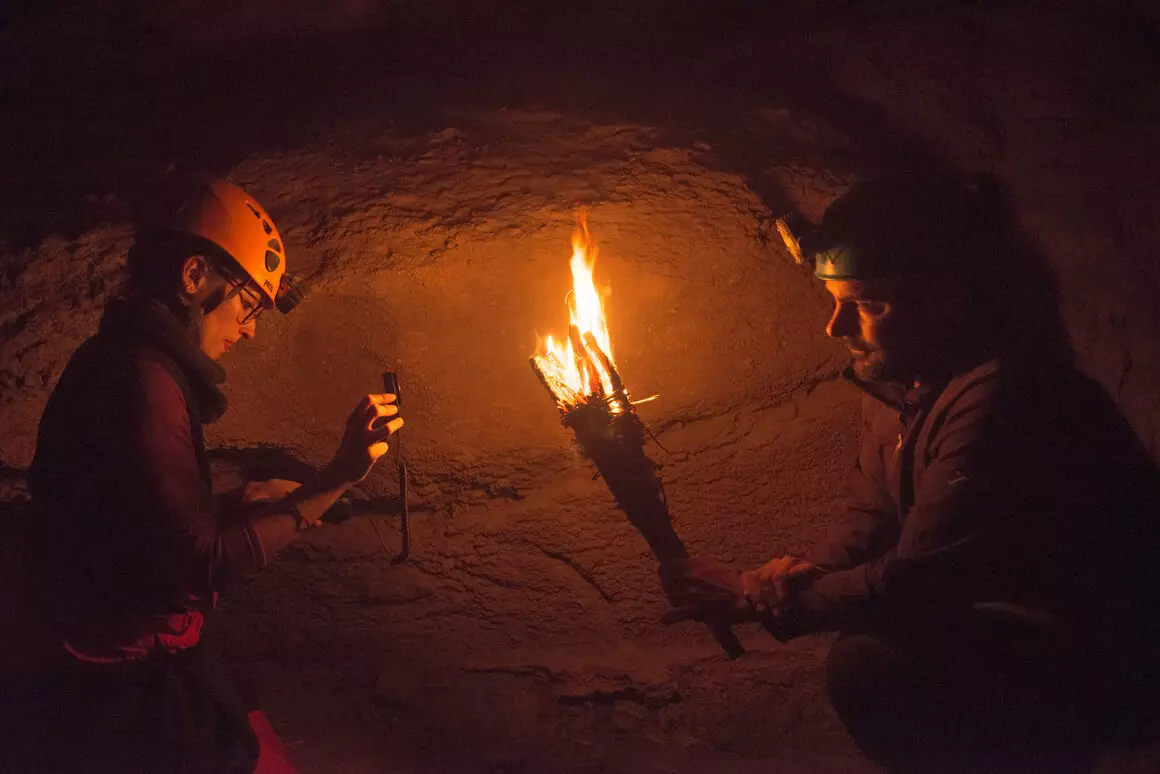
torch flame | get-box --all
[567,216,613,370]
[532,213,623,412]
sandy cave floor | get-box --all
[4,3,1160,772]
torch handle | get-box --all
[560,402,745,659]
[589,450,745,659]
[710,622,745,659]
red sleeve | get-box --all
[129,357,270,595]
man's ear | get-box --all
[180,255,211,299]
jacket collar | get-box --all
[841,366,945,412]
[841,344,999,411]
[100,296,228,423]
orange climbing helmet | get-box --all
[161,177,288,307]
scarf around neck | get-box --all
[100,296,228,423]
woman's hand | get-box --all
[326,393,403,487]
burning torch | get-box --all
[529,215,743,659]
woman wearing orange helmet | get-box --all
[6,177,400,772]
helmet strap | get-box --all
[201,268,245,316]
[201,284,228,315]
[185,295,205,341]
[187,278,236,344]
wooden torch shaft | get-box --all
[531,335,742,659]
[585,447,686,562]
[572,415,744,660]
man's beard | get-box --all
[849,347,908,383]
[850,350,885,381]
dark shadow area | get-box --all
[208,446,402,523]
[859,365,1160,772]
[208,445,322,489]
[0,463,31,504]
[13,1,1152,250]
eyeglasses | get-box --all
[232,282,269,325]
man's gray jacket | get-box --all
[780,356,1160,646]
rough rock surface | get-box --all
[3,2,1159,772]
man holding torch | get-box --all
[660,173,1160,770]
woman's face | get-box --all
[198,282,261,361]
[180,255,263,361]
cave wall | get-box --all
[2,2,1159,770]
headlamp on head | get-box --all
[775,215,862,281]
[776,173,990,284]
[275,272,308,315]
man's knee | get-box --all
[825,624,1103,769]
[825,631,914,717]
[824,630,934,766]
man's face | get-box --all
[823,279,920,382]
[198,282,262,361]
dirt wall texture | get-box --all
[2,2,1159,772]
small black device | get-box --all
[383,371,401,408]
[381,371,409,563]
[371,372,401,431]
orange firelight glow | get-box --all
[532,213,622,410]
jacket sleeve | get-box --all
[777,375,1002,638]
[129,358,291,596]
[803,399,899,571]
